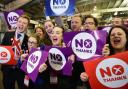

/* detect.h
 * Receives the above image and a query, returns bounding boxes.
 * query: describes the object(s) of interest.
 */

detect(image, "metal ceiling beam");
[107,0,116,9]
[78,7,128,15]
[76,0,91,4]
[4,0,32,11]
[118,0,124,7]
[113,0,123,8]
[120,0,128,7]
[96,7,128,13]
[126,3,128,6]
[76,0,110,6]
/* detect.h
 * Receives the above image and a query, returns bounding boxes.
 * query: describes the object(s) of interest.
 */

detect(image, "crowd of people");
[0,14,128,89]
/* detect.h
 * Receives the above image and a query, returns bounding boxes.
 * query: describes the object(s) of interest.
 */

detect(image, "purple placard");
[63,30,107,61]
[62,59,73,76]
[20,48,48,82]
[4,9,24,30]
[44,46,73,76]
[98,26,112,33]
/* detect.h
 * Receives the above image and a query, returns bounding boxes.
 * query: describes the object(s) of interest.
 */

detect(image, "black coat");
[1,31,28,70]
[1,31,28,50]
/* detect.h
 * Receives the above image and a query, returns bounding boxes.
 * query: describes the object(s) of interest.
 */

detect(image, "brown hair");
[44,20,55,26]
[106,25,128,55]
[83,15,98,26]
[18,14,30,24]
[71,15,82,24]
[35,26,46,35]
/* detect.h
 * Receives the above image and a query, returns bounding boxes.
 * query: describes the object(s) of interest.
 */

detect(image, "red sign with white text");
[0,46,16,65]
[83,51,128,89]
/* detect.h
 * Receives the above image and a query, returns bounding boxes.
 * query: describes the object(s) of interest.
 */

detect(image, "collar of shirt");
[19,33,25,42]
[16,32,25,43]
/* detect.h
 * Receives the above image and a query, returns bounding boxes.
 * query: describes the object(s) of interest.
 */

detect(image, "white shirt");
[15,31,25,43]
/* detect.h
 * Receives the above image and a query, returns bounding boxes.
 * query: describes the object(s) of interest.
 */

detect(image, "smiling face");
[51,27,63,46]
[110,27,127,51]
[16,17,29,33]
[28,36,38,51]
[44,21,54,36]
[35,27,45,39]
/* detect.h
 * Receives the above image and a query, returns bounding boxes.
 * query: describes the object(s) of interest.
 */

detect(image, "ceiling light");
[93,6,97,11]
[114,12,118,16]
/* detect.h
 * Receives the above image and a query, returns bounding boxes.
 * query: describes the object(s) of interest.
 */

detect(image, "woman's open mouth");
[53,38,58,42]
[113,38,121,45]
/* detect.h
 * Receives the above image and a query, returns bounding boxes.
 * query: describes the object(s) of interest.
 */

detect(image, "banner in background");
[63,30,107,61]
[0,46,16,65]
[21,48,48,82]
[4,9,24,30]
[83,51,128,89]
[45,0,75,16]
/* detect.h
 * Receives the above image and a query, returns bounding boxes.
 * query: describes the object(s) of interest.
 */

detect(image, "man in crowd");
[111,16,123,26]
[83,15,98,30]
[1,15,30,89]
[71,15,83,31]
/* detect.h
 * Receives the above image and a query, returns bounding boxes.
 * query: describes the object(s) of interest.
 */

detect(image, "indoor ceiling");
[0,0,44,20]
[76,0,128,17]
[0,0,128,20]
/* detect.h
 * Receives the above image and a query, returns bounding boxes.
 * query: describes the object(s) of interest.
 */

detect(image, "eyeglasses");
[28,41,37,45]
[84,22,94,25]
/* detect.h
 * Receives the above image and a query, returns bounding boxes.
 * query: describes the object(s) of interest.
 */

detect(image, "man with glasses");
[83,15,98,30]
[78,15,99,89]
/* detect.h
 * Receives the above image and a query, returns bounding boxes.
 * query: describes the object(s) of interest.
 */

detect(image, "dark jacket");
[1,31,28,70]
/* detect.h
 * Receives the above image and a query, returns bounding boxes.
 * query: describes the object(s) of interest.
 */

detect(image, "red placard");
[83,51,128,89]
[0,46,17,65]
